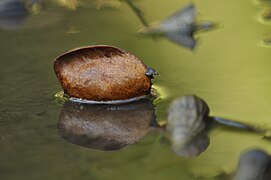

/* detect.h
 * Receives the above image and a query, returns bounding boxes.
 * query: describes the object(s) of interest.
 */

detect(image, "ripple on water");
[261,35,271,47]
[54,86,165,105]
[258,7,271,25]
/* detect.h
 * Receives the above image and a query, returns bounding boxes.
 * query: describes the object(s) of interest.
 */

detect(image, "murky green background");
[1,0,271,179]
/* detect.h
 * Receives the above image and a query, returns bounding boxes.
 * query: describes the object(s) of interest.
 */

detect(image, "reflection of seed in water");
[57,99,156,151]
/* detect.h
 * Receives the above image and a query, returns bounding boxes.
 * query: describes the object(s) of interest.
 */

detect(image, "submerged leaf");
[138,4,217,49]
[165,32,195,49]
[160,4,195,34]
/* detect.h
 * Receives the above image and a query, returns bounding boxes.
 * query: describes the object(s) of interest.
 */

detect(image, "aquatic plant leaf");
[156,4,196,49]
[160,4,195,33]
[138,4,218,49]
[165,32,196,49]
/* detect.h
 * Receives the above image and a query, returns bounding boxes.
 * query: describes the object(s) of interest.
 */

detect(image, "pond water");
[1,0,271,179]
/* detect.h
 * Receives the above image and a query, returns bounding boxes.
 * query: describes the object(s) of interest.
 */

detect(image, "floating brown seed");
[54,45,152,102]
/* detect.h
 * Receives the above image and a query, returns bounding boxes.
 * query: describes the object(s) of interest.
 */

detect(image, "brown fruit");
[54,45,152,101]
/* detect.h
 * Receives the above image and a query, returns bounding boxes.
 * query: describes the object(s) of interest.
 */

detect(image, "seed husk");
[54,45,153,102]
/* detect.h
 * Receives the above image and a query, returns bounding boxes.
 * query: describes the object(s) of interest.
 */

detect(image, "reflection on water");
[57,94,269,159]
[95,0,122,10]
[254,0,271,6]
[0,0,28,30]
[233,149,271,180]
[138,4,217,49]
[0,0,119,31]
[166,95,270,158]
[58,99,156,151]
[205,149,271,179]
[54,0,122,11]
[167,95,211,157]
[56,0,79,10]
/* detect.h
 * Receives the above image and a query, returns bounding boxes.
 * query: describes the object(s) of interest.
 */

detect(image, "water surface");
[1,0,271,179]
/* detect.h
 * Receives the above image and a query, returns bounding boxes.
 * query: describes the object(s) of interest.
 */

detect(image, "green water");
[1,0,271,179]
